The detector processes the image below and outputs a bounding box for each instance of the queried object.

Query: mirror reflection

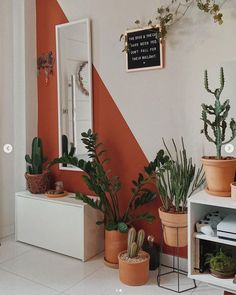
[56,19,93,170]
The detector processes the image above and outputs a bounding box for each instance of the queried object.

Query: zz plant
[49,129,156,232]
[201,67,236,159]
[145,138,205,212]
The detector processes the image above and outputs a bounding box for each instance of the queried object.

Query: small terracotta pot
[118,250,150,286]
[201,157,236,197]
[158,208,187,247]
[25,170,52,194]
[104,230,128,268]
[231,183,236,201]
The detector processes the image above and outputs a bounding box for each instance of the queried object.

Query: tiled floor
[0,236,224,295]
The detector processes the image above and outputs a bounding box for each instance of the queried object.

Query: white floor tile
[158,266,198,289]
[65,266,194,295]
[0,236,32,264]
[0,247,103,292]
[192,283,224,295]
[0,268,59,295]
[0,236,229,295]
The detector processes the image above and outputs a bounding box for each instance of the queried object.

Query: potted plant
[145,138,205,247]
[118,227,150,286]
[201,67,236,196]
[49,129,156,268]
[205,249,236,279]
[25,137,51,194]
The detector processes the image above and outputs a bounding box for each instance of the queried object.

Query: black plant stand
[157,224,197,293]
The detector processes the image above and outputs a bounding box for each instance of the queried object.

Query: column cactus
[127,227,145,258]
[201,67,236,159]
[25,137,47,174]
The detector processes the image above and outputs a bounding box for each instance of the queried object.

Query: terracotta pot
[231,182,236,201]
[118,250,150,286]
[25,170,52,194]
[201,157,236,197]
[158,208,187,247]
[104,230,128,268]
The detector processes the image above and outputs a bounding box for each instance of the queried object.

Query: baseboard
[161,253,188,272]
[0,224,14,239]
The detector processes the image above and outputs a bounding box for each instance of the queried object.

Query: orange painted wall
[36,0,186,256]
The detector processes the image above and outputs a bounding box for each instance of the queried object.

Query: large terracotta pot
[104,230,128,268]
[25,170,52,194]
[158,208,187,248]
[118,250,150,286]
[201,157,236,197]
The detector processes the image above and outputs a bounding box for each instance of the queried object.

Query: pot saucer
[104,258,119,269]
[205,187,230,197]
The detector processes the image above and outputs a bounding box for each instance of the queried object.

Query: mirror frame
[56,18,93,171]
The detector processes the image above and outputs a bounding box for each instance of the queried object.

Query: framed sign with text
[125,26,163,72]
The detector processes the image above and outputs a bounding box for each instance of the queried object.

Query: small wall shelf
[15,191,104,261]
[188,190,236,293]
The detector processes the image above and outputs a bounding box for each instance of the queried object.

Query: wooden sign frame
[125,26,163,72]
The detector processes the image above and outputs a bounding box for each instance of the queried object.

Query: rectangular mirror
[56,19,93,170]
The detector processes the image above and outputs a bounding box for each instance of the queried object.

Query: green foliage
[62,135,76,157]
[201,67,236,159]
[120,0,225,48]
[205,249,236,273]
[127,228,145,258]
[49,129,156,232]
[25,137,47,174]
[145,138,205,212]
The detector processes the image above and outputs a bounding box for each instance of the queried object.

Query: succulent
[201,67,236,159]
[127,228,145,258]
[25,137,47,174]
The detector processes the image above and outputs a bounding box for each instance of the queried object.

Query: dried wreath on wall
[120,0,227,51]
[76,61,89,96]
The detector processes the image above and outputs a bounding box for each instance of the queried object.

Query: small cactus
[25,137,47,174]
[127,227,145,258]
[201,67,236,159]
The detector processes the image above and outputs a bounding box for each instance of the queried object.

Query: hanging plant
[120,0,227,50]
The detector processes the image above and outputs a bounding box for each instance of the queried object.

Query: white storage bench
[15,191,104,261]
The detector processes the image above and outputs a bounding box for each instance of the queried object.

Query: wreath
[76,61,89,96]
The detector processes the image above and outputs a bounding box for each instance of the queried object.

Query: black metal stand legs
[157,225,197,293]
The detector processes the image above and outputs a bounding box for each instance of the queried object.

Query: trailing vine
[120,0,227,50]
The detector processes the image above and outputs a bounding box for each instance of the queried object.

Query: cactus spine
[127,228,145,258]
[201,67,236,159]
[25,137,47,174]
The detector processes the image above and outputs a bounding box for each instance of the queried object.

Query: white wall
[58,0,236,163]
[0,0,37,238]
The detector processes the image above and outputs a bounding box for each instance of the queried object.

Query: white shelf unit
[188,190,236,293]
[15,191,104,261]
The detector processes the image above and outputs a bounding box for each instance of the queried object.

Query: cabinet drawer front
[15,196,84,259]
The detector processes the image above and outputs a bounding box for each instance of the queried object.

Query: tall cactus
[61,135,76,167]
[25,137,47,174]
[201,67,236,159]
[127,227,145,258]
